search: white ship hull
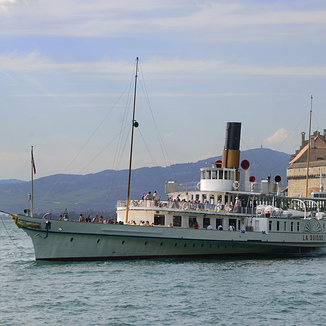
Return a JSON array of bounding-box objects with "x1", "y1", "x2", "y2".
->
[{"x1": 14, "y1": 214, "x2": 326, "y2": 261}]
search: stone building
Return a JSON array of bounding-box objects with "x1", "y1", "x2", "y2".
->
[{"x1": 287, "y1": 129, "x2": 326, "y2": 197}]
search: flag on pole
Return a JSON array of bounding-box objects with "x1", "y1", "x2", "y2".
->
[{"x1": 31, "y1": 147, "x2": 36, "y2": 175}]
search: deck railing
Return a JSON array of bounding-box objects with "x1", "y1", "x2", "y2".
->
[{"x1": 117, "y1": 199, "x2": 256, "y2": 215}]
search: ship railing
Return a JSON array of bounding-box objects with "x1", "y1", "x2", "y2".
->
[{"x1": 117, "y1": 199, "x2": 256, "y2": 216}]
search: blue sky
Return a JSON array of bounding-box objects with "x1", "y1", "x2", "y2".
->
[{"x1": 1, "y1": 0, "x2": 326, "y2": 180}]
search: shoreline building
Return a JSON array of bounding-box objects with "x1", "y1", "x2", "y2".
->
[{"x1": 287, "y1": 129, "x2": 326, "y2": 197}]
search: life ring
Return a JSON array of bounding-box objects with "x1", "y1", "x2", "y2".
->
[
  {"x1": 197, "y1": 182, "x2": 201, "y2": 190},
  {"x1": 257, "y1": 210, "x2": 262, "y2": 216},
  {"x1": 233, "y1": 181, "x2": 239, "y2": 191}
]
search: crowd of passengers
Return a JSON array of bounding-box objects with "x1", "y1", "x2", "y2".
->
[
  {"x1": 58, "y1": 213, "x2": 123, "y2": 224},
  {"x1": 127, "y1": 219, "x2": 236, "y2": 231},
  {"x1": 130, "y1": 191, "x2": 242, "y2": 213}
]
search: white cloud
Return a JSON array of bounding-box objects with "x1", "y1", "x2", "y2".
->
[
  {"x1": 0, "y1": 0, "x2": 325, "y2": 42},
  {"x1": 264, "y1": 128, "x2": 289, "y2": 146},
  {"x1": 1, "y1": 52, "x2": 326, "y2": 78},
  {"x1": 263, "y1": 128, "x2": 298, "y2": 151}
]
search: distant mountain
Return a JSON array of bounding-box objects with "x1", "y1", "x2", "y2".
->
[
  {"x1": 0, "y1": 148, "x2": 290, "y2": 216},
  {"x1": 0, "y1": 179, "x2": 24, "y2": 185}
]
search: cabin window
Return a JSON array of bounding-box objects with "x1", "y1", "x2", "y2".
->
[
  {"x1": 210, "y1": 195, "x2": 214, "y2": 204},
  {"x1": 202, "y1": 194, "x2": 207, "y2": 203},
  {"x1": 212, "y1": 170, "x2": 217, "y2": 179},
  {"x1": 283, "y1": 221, "x2": 287, "y2": 231},
  {"x1": 276, "y1": 221, "x2": 280, "y2": 231},
  {"x1": 154, "y1": 214, "x2": 165, "y2": 226},
  {"x1": 189, "y1": 217, "x2": 197, "y2": 228},
  {"x1": 219, "y1": 170, "x2": 223, "y2": 179},
  {"x1": 202, "y1": 171, "x2": 206, "y2": 179},
  {"x1": 207, "y1": 171, "x2": 211, "y2": 179},
  {"x1": 203, "y1": 217, "x2": 210, "y2": 228},
  {"x1": 297, "y1": 222, "x2": 300, "y2": 232},
  {"x1": 173, "y1": 216, "x2": 182, "y2": 227},
  {"x1": 229, "y1": 219, "x2": 237, "y2": 231},
  {"x1": 224, "y1": 171, "x2": 228, "y2": 180},
  {"x1": 216, "y1": 218, "x2": 223, "y2": 230},
  {"x1": 291, "y1": 222, "x2": 294, "y2": 232},
  {"x1": 269, "y1": 220, "x2": 272, "y2": 231},
  {"x1": 196, "y1": 194, "x2": 199, "y2": 201}
]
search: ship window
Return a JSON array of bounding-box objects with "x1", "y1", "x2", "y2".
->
[
  {"x1": 229, "y1": 219, "x2": 236, "y2": 231},
  {"x1": 207, "y1": 171, "x2": 211, "y2": 179},
  {"x1": 291, "y1": 222, "x2": 294, "y2": 232},
  {"x1": 216, "y1": 218, "x2": 223, "y2": 229},
  {"x1": 224, "y1": 171, "x2": 227, "y2": 179},
  {"x1": 154, "y1": 214, "x2": 165, "y2": 226},
  {"x1": 219, "y1": 170, "x2": 223, "y2": 179},
  {"x1": 297, "y1": 222, "x2": 300, "y2": 232},
  {"x1": 189, "y1": 217, "x2": 197, "y2": 228},
  {"x1": 201, "y1": 170, "x2": 206, "y2": 179},
  {"x1": 173, "y1": 216, "x2": 182, "y2": 227},
  {"x1": 212, "y1": 170, "x2": 217, "y2": 179},
  {"x1": 269, "y1": 220, "x2": 272, "y2": 231},
  {"x1": 284, "y1": 221, "x2": 287, "y2": 231},
  {"x1": 210, "y1": 195, "x2": 214, "y2": 204},
  {"x1": 203, "y1": 217, "x2": 210, "y2": 228},
  {"x1": 276, "y1": 221, "x2": 280, "y2": 231},
  {"x1": 196, "y1": 194, "x2": 199, "y2": 200}
]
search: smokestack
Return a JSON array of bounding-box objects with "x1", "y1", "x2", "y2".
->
[{"x1": 222, "y1": 122, "x2": 241, "y2": 170}]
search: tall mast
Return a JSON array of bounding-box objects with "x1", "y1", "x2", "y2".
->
[
  {"x1": 125, "y1": 57, "x2": 139, "y2": 224},
  {"x1": 31, "y1": 146, "x2": 34, "y2": 217},
  {"x1": 305, "y1": 95, "x2": 313, "y2": 197}
]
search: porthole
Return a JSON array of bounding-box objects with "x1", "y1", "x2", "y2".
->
[
  {"x1": 184, "y1": 243, "x2": 187, "y2": 247},
  {"x1": 122, "y1": 240, "x2": 125, "y2": 245},
  {"x1": 70, "y1": 238, "x2": 74, "y2": 242},
  {"x1": 193, "y1": 244, "x2": 195, "y2": 248},
  {"x1": 97, "y1": 239, "x2": 100, "y2": 243},
  {"x1": 160, "y1": 242, "x2": 163, "y2": 246},
  {"x1": 145, "y1": 241, "x2": 147, "y2": 245},
  {"x1": 175, "y1": 243, "x2": 177, "y2": 247},
  {"x1": 201, "y1": 244, "x2": 203, "y2": 248}
]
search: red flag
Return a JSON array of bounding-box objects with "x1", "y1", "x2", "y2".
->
[{"x1": 31, "y1": 147, "x2": 36, "y2": 175}]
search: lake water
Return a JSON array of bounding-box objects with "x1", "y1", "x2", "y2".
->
[{"x1": 1, "y1": 219, "x2": 326, "y2": 326}]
